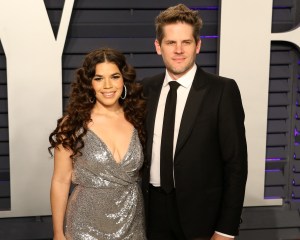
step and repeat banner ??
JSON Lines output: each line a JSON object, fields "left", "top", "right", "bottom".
{"left": 0, "top": 0, "right": 299, "bottom": 217}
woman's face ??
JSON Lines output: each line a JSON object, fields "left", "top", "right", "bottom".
{"left": 91, "top": 61, "right": 124, "bottom": 109}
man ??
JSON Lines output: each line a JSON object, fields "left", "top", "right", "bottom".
{"left": 142, "top": 4, "right": 248, "bottom": 240}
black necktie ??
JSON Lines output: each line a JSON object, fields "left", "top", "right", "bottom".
{"left": 160, "top": 81, "right": 180, "bottom": 193}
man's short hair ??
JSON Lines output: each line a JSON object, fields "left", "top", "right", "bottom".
{"left": 155, "top": 4, "right": 203, "bottom": 44}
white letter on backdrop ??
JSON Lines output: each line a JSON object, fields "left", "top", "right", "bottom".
{"left": 219, "top": 0, "right": 300, "bottom": 206}
{"left": 0, "top": 0, "right": 74, "bottom": 217}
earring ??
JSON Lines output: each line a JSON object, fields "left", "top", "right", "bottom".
{"left": 120, "top": 85, "right": 127, "bottom": 100}
{"left": 89, "top": 96, "right": 95, "bottom": 103}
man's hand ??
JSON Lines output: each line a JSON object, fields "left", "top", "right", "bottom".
{"left": 210, "top": 232, "right": 234, "bottom": 240}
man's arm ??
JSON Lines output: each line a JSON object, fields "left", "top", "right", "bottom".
{"left": 215, "top": 78, "right": 248, "bottom": 235}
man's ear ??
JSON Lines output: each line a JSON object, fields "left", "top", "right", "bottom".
{"left": 196, "top": 39, "right": 201, "bottom": 54}
{"left": 154, "top": 39, "right": 162, "bottom": 55}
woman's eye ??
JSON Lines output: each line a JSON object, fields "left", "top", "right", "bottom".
{"left": 94, "top": 77, "right": 102, "bottom": 81}
{"left": 112, "top": 75, "right": 120, "bottom": 80}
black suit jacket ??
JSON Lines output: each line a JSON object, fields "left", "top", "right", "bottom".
{"left": 142, "top": 66, "right": 248, "bottom": 238}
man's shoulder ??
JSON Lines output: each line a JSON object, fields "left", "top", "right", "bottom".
{"left": 197, "top": 67, "right": 236, "bottom": 87}
{"left": 197, "top": 67, "right": 231, "bottom": 81}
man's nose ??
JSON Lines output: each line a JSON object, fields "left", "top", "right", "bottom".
{"left": 175, "top": 43, "right": 183, "bottom": 53}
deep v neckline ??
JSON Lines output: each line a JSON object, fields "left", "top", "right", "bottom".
{"left": 87, "top": 128, "right": 135, "bottom": 165}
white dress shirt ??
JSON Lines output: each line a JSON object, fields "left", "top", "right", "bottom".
{"left": 150, "top": 64, "right": 196, "bottom": 186}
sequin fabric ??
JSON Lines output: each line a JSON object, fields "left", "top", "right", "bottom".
{"left": 64, "top": 128, "right": 146, "bottom": 240}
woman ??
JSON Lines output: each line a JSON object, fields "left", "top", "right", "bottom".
{"left": 49, "top": 48, "right": 146, "bottom": 240}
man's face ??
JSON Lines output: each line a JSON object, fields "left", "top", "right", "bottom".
{"left": 155, "top": 22, "right": 201, "bottom": 80}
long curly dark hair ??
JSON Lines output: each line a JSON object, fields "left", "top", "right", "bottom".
{"left": 49, "top": 48, "right": 146, "bottom": 159}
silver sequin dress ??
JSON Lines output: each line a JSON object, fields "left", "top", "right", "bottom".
{"left": 64, "top": 128, "right": 146, "bottom": 240}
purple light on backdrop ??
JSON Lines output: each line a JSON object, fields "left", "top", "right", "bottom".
{"left": 266, "top": 158, "right": 282, "bottom": 161}
{"left": 200, "top": 36, "right": 219, "bottom": 39}
{"left": 265, "top": 169, "right": 281, "bottom": 172}
{"left": 192, "top": 6, "right": 290, "bottom": 10}
{"left": 190, "top": 7, "right": 218, "bottom": 10}
{"left": 294, "top": 128, "right": 299, "bottom": 137}
{"left": 292, "top": 179, "right": 295, "bottom": 185}
{"left": 264, "top": 196, "right": 281, "bottom": 199}
{"left": 273, "top": 6, "right": 292, "bottom": 9}
{"left": 290, "top": 198, "right": 300, "bottom": 202}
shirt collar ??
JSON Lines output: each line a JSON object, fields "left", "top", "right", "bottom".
{"left": 163, "top": 64, "right": 197, "bottom": 88}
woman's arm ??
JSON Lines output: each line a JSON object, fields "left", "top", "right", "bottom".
{"left": 50, "top": 145, "right": 73, "bottom": 239}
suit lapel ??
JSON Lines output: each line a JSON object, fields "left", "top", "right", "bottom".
{"left": 146, "top": 74, "right": 164, "bottom": 161}
{"left": 175, "top": 67, "right": 208, "bottom": 157}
